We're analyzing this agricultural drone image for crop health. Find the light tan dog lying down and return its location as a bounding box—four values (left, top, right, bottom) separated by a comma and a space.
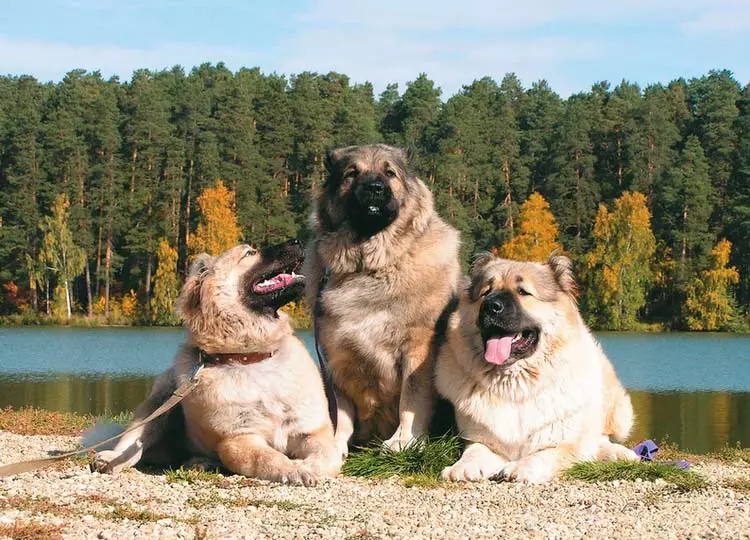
90, 241, 341, 486
436, 253, 637, 483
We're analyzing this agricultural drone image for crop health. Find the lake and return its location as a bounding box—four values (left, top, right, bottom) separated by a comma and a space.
1, 327, 748, 454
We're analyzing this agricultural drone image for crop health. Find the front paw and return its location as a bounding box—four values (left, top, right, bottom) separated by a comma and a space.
90, 450, 125, 474
278, 463, 319, 487
441, 454, 504, 482
383, 428, 420, 452
182, 456, 223, 472
493, 458, 554, 484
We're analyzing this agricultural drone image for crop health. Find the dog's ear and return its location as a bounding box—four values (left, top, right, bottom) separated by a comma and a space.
467, 252, 497, 301
470, 251, 496, 279
177, 253, 213, 318
325, 147, 343, 173
547, 253, 578, 297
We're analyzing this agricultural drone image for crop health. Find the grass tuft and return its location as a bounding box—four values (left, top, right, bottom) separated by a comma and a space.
342, 435, 461, 480
164, 467, 226, 486
0, 520, 65, 540
563, 460, 708, 491
0, 406, 91, 436
708, 443, 750, 464
104, 504, 170, 523
727, 477, 750, 492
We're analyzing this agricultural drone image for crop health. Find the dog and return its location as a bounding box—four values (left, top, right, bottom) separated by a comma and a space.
89, 241, 341, 486
303, 144, 461, 456
436, 253, 637, 483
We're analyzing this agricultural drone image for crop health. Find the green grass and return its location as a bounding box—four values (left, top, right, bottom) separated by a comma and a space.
164, 467, 226, 486
563, 460, 708, 492
342, 435, 461, 482
708, 443, 750, 464
727, 477, 750, 492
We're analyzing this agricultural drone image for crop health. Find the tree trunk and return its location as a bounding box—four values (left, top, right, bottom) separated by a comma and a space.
84, 262, 93, 317
64, 280, 72, 319
105, 214, 113, 318
184, 157, 194, 275
617, 135, 623, 188
504, 159, 514, 236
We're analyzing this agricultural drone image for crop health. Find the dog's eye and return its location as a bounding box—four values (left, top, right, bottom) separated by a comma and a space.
385, 169, 397, 178
345, 168, 358, 179
517, 287, 531, 296
243, 248, 257, 259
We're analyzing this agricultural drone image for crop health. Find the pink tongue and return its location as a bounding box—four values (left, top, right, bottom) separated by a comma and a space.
253, 273, 295, 293
484, 336, 515, 365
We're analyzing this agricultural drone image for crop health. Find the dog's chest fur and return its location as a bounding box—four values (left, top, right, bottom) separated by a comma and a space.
439, 337, 605, 461
177, 339, 327, 456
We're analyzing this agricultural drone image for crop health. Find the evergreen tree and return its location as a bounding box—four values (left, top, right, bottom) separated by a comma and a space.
654, 135, 715, 281
688, 70, 741, 229
546, 93, 599, 255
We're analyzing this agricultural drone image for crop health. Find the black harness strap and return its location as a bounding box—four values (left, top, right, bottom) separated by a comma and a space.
313, 265, 338, 433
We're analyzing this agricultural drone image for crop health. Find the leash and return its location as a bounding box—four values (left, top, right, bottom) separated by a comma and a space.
0, 365, 204, 478
314, 265, 338, 433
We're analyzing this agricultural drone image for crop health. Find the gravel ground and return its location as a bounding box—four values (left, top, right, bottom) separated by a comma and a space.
1, 432, 749, 539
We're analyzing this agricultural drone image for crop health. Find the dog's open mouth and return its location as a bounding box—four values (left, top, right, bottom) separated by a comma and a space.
252, 269, 304, 295
243, 240, 306, 312
484, 328, 539, 366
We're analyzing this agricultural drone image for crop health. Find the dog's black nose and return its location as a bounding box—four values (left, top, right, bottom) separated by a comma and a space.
488, 297, 505, 314
362, 178, 386, 196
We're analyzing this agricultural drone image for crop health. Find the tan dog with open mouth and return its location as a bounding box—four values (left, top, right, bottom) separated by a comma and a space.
303, 144, 461, 455
436, 253, 637, 483
90, 240, 341, 486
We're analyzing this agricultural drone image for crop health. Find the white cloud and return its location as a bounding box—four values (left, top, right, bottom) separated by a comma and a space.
0, 37, 264, 82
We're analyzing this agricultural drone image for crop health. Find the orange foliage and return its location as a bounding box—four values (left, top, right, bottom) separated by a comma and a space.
500, 192, 562, 261
188, 180, 242, 256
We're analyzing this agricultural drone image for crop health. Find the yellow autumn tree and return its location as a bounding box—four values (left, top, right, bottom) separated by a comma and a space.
586, 191, 656, 330
500, 192, 562, 261
188, 179, 241, 256
150, 239, 181, 325
684, 238, 740, 331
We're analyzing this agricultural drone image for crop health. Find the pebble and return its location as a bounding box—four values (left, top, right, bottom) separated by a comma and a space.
1, 432, 749, 539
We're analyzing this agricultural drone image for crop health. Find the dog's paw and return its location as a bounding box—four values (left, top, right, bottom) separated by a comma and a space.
383, 428, 420, 452
182, 456, 223, 472
492, 458, 554, 484
336, 437, 350, 461
90, 450, 125, 474
441, 454, 504, 482
278, 463, 319, 487
599, 442, 639, 462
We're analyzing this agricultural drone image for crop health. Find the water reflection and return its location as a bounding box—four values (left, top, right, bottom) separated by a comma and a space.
628, 390, 750, 454
1, 376, 747, 454
0, 376, 153, 416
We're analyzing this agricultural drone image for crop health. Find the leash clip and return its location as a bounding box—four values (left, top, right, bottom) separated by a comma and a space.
191, 361, 204, 382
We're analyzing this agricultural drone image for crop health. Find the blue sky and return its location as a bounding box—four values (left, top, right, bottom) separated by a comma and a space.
1, 0, 748, 98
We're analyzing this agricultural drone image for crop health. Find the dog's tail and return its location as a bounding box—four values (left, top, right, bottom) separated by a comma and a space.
81, 421, 125, 452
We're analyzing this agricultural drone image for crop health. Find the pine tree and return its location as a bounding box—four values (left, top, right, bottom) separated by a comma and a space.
546, 93, 599, 255
688, 70, 741, 230
500, 192, 562, 261
654, 135, 715, 280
